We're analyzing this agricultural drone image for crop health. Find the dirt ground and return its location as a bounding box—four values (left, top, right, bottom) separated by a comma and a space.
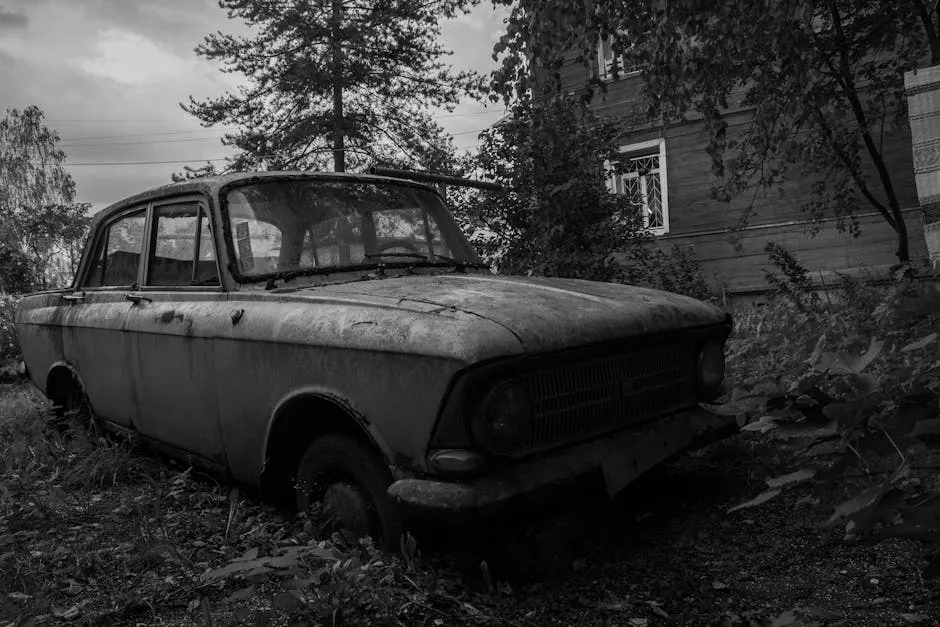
451, 437, 939, 626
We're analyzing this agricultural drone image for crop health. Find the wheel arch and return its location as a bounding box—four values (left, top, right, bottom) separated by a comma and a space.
259, 387, 392, 504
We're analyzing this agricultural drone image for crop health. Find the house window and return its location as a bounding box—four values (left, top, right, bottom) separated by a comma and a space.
598, 35, 641, 80
607, 139, 669, 235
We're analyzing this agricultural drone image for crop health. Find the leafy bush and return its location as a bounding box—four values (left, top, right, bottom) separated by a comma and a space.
451, 96, 717, 301
718, 245, 940, 554
617, 244, 716, 301
0, 293, 19, 361
453, 95, 643, 283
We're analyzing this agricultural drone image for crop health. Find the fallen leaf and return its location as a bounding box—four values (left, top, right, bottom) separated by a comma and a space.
771, 610, 799, 627
238, 547, 259, 561
52, 604, 82, 620
628, 619, 648, 627
901, 332, 938, 353
728, 489, 782, 513
741, 416, 779, 433
852, 338, 884, 373
900, 612, 931, 623
823, 486, 886, 528
766, 469, 816, 489
647, 601, 669, 618
775, 421, 838, 440
814, 338, 883, 375
224, 586, 256, 603
806, 333, 827, 366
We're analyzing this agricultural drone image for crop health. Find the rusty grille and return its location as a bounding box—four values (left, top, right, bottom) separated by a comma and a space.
521, 343, 697, 451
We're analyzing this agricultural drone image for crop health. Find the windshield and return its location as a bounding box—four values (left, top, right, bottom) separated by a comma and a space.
223, 178, 483, 280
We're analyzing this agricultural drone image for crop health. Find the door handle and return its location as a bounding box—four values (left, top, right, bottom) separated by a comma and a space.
124, 293, 152, 304
62, 293, 85, 302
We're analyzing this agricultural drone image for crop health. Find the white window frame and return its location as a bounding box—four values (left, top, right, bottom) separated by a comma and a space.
598, 35, 642, 81
605, 138, 670, 236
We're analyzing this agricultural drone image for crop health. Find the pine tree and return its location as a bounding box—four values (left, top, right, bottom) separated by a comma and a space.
183, 0, 482, 174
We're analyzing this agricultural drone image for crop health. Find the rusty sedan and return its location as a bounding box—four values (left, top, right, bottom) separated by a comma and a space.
15, 171, 735, 547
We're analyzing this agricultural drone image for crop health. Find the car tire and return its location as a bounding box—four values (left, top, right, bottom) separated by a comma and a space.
51, 373, 93, 430
295, 434, 403, 550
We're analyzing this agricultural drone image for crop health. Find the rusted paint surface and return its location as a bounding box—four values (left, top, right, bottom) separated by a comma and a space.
214, 294, 518, 483
17, 291, 140, 427
314, 273, 728, 353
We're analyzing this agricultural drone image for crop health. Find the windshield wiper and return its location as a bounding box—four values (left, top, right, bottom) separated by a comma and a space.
362, 251, 487, 272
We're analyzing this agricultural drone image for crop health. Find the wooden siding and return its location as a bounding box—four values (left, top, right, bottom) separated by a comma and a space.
660, 210, 927, 294
559, 54, 927, 294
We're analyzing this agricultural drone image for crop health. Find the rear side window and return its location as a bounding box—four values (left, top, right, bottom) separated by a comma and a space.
84, 210, 146, 288
146, 203, 219, 287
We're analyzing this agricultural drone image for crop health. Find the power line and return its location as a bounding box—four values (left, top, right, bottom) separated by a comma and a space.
59, 125, 491, 146
60, 136, 228, 148
59, 128, 236, 142
49, 109, 503, 126
65, 158, 230, 167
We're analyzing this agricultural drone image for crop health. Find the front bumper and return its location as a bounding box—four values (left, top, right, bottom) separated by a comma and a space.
388, 406, 738, 519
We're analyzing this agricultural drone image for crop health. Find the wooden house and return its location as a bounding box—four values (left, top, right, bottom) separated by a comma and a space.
559, 39, 928, 300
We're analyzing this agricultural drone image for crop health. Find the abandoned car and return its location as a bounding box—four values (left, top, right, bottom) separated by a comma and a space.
16, 171, 734, 546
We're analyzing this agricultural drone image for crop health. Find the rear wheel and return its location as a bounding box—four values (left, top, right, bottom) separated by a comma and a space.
295, 434, 403, 549
50, 373, 92, 430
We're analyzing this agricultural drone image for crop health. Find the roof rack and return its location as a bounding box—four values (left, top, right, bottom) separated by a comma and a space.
368, 166, 503, 192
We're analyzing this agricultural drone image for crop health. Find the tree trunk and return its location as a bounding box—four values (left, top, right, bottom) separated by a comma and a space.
331, 0, 345, 173
894, 212, 911, 262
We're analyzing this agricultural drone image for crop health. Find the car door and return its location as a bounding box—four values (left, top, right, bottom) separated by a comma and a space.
122, 197, 228, 468
62, 207, 147, 428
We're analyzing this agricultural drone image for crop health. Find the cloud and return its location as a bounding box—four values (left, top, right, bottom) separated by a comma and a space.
79, 29, 191, 86
0, 7, 28, 30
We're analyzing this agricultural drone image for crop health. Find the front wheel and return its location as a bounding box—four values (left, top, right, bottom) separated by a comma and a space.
295, 434, 403, 549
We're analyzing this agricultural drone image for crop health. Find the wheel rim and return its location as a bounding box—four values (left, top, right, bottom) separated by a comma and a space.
300, 470, 379, 540
322, 481, 373, 538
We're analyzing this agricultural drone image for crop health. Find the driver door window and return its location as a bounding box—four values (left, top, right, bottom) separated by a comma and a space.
84, 210, 146, 288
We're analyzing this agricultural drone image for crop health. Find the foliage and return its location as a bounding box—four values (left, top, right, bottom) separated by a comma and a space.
183, 0, 482, 174
453, 95, 714, 299
617, 243, 717, 301
718, 247, 940, 554
455, 95, 639, 280
489, 0, 940, 262
763, 242, 820, 313
0, 106, 91, 291
0, 294, 19, 363
171, 161, 220, 183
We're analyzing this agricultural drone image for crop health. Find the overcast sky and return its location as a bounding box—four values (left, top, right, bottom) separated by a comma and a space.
0, 0, 509, 211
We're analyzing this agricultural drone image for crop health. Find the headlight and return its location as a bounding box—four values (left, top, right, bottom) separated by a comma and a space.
698, 342, 726, 397
473, 381, 532, 455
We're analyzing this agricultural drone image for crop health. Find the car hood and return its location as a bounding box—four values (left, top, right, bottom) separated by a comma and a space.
309, 274, 729, 353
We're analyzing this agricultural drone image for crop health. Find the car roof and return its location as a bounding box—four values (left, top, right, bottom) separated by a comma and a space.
90, 170, 438, 228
